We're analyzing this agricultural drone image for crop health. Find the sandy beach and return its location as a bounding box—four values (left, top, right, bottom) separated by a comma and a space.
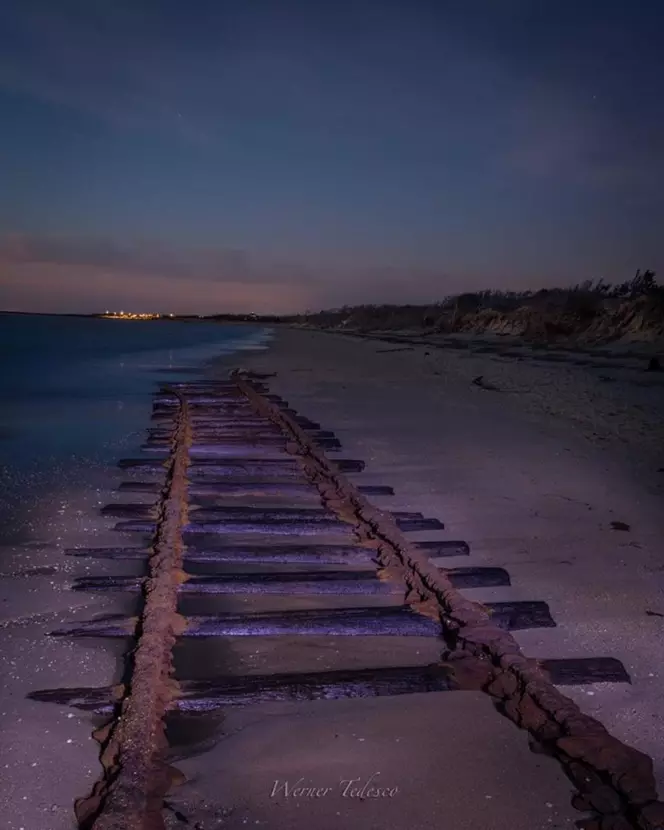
2, 324, 664, 829
151, 326, 662, 828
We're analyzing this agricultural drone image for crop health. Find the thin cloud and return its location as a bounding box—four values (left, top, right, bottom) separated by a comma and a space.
0, 232, 463, 312
0, 233, 266, 284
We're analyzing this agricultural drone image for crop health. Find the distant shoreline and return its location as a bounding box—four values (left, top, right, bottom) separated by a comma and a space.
4, 272, 663, 347
295, 284, 664, 351
0, 310, 281, 322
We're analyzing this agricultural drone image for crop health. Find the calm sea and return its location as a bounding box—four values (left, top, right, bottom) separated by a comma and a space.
0, 313, 271, 539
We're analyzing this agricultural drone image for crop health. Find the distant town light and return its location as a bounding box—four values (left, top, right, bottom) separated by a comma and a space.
101, 310, 162, 320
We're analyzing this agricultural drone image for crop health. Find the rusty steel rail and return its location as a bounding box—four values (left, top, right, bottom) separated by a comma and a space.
232, 370, 664, 830
77, 388, 191, 830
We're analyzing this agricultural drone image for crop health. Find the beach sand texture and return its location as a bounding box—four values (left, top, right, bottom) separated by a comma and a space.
160, 327, 664, 828
1, 325, 663, 829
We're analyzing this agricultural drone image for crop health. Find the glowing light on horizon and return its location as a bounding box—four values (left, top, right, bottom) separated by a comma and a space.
102, 310, 163, 320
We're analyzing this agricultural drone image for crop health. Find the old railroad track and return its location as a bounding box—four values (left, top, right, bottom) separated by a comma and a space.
30, 370, 663, 830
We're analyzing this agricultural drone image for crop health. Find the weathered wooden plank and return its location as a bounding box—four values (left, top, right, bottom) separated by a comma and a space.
150, 413, 322, 430
325, 458, 367, 473
65, 547, 151, 559
150, 427, 338, 441
440, 566, 510, 588
182, 519, 353, 536
543, 657, 631, 685
154, 395, 247, 406
144, 444, 291, 459
148, 428, 281, 440
72, 567, 510, 594
101, 504, 156, 519
145, 437, 288, 447
52, 607, 440, 638
396, 518, 445, 532
65, 543, 374, 564
187, 505, 343, 522
159, 380, 256, 389
187, 482, 319, 498
415, 540, 470, 556
152, 398, 250, 409
72, 572, 397, 595
182, 541, 372, 558
118, 458, 169, 471
116, 518, 354, 536
52, 602, 555, 638
152, 416, 272, 426
188, 438, 342, 452
183, 457, 364, 471
318, 438, 342, 449
118, 458, 301, 474
188, 506, 421, 521
162, 380, 264, 389
186, 464, 305, 479
294, 418, 321, 430
154, 437, 341, 453
28, 664, 455, 713
117, 482, 162, 494
487, 601, 556, 630
28, 657, 631, 716
191, 663, 454, 705
152, 403, 255, 414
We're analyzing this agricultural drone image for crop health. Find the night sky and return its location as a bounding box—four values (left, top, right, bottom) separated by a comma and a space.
1, 0, 663, 314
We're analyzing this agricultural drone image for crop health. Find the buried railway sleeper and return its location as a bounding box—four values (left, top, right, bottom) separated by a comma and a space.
151, 414, 322, 430
117, 456, 366, 473
116, 518, 355, 536
140, 438, 343, 453
112, 515, 444, 535
101, 502, 423, 521
64, 538, 470, 563
29, 658, 631, 715
71, 565, 512, 593
116, 480, 395, 497
147, 427, 337, 439
51, 600, 556, 638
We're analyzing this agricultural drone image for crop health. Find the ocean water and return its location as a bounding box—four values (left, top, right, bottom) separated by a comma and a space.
0, 313, 272, 539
